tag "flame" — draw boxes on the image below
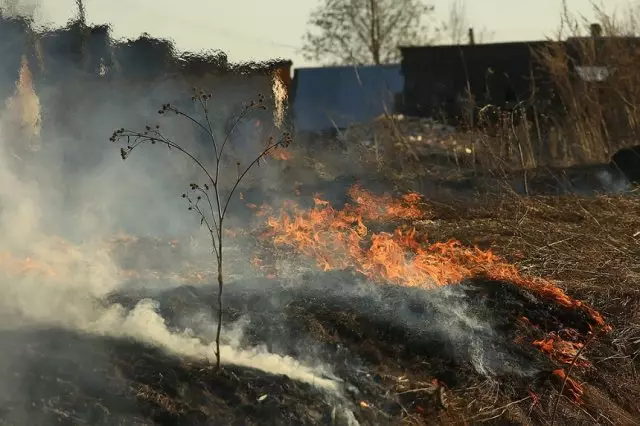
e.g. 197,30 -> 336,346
271,70 -> 287,129
264,70 -> 291,161
533,331 -> 590,367
552,369 -> 584,403
4,55 -> 42,150
0,251 -> 58,278
260,184 -> 606,327
269,148 -> 292,161
0,236 -> 109,283
0,232 -> 213,286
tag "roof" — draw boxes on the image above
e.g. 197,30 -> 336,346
399,40 -> 557,52
291,64 -> 403,133
400,35 -> 640,54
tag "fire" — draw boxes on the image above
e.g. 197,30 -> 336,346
269,148 -> 292,161
0,251 -> 57,278
260,184 -> 607,327
0,232 -> 213,286
0,237 -> 108,283
533,331 -> 591,367
346,184 -> 424,221
271,70 -> 287,129
4,55 -> 42,150
552,369 -> 584,403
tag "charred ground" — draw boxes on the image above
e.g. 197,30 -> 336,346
7,171 -> 635,425
2,126 -> 640,424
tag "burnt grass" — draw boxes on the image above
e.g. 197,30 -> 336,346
0,327 -> 335,426
102,268 -> 614,425
1,270 -> 614,425
3,168 -> 640,425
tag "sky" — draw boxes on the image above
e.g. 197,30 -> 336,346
22,0 -> 640,67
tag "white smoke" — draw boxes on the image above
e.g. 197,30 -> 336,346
0,59 -> 339,396
596,168 -> 631,193
87,300 -> 338,391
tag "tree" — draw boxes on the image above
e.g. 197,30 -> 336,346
302,0 -> 435,65
110,90 -> 291,370
441,0 -> 494,45
0,0 -> 38,17
74,0 -> 90,70
444,0 -> 468,45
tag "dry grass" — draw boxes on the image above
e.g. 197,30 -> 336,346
362,7 -> 640,180
421,193 -> 640,316
474,16 -> 640,172
282,17 -> 640,417
502,9 -> 640,170
389,192 -> 640,423
135,384 -> 187,415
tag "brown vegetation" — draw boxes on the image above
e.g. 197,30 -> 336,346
352,9 -> 640,185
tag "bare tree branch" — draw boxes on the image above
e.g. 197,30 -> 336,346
110,92 -> 291,370
445,0 -> 468,45
302,0 -> 436,65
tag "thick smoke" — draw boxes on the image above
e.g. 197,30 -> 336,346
0,16 -> 339,419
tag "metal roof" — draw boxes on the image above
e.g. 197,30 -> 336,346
291,64 -> 403,133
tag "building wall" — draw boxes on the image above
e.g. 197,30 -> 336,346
291,64 -> 404,133
400,41 -> 559,124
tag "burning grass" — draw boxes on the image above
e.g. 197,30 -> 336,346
242,180 -> 639,424
4,179 -> 638,423
258,184 -> 608,330
404,191 -> 640,423
3,6 -> 640,424
2,179 -> 639,424
102,267 -> 628,425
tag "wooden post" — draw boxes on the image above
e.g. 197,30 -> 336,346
468,28 -> 475,45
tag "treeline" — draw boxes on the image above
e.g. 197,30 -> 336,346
0,14 -> 290,98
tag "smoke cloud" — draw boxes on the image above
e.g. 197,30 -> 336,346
0,18 -> 340,422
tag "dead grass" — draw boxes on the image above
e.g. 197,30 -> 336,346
470,9 -> 640,171
408,192 -> 640,418
135,384 -> 187,415
421,194 -> 640,311
365,7 -> 640,180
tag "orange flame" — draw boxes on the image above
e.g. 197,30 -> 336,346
4,55 -> 42,149
269,148 -> 292,161
552,369 -> 584,403
260,184 -> 606,327
533,332 -> 590,367
0,251 -> 57,278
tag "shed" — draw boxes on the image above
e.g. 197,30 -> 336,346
399,41 -> 558,124
291,64 -> 404,133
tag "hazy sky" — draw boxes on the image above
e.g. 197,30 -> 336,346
30,0 -> 637,67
